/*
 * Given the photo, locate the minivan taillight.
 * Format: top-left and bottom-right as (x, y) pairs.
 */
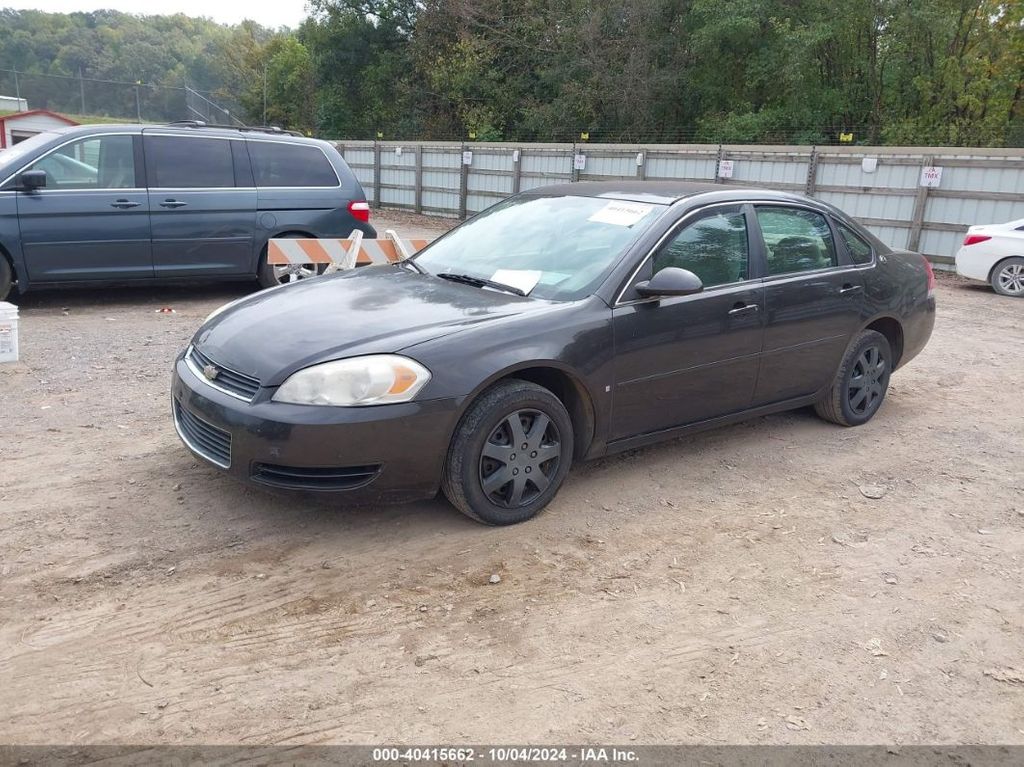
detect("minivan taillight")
(348, 201), (370, 223)
(963, 234), (991, 246)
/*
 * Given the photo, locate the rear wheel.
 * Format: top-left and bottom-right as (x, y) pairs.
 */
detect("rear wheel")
(990, 257), (1024, 297)
(442, 380), (573, 525)
(0, 258), (11, 302)
(814, 330), (892, 427)
(257, 234), (325, 289)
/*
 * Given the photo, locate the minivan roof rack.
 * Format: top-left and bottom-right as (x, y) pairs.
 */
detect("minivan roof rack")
(165, 120), (306, 138)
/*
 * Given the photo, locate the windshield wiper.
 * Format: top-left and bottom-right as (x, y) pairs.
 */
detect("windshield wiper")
(396, 258), (428, 275)
(436, 272), (526, 296)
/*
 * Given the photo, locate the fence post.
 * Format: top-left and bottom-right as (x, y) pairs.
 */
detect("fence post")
(414, 145), (423, 215)
(907, 155), (933, 252)
(571, 142), (579, 182)
(459, 143), (469, 220)
(13, 70), (20, 106)
(512, 148), (522, 194)
(805, 146), (819, 197)
(373, 141), (382, 210)
(714, 144), (725, 183)
(636, 149), (647, 180)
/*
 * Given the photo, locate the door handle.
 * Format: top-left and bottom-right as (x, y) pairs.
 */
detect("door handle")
(728, 303), (759, 316)
(839, 284), (864, 295)
(159, 199), (188, 209)
(110, 199), (141, 209)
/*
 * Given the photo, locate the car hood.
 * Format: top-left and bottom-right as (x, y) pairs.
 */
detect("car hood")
(193, 266), (549, 386)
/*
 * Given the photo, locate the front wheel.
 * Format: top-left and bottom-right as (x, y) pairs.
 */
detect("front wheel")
(442, 380), (574, 525)
(814, 329), (892, 427)
(0, 258), (12, 302)
(990, 257), (1024, 297)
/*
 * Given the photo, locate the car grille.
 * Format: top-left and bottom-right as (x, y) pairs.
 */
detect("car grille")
(251, 463), (381, 491)
(187, 346), (261, 401)
(174, 401), (232, 468)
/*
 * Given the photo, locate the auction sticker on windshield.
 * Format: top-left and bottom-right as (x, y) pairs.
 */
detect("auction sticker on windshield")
(491, 269), (543, 294)
(587, 201), (654, 227)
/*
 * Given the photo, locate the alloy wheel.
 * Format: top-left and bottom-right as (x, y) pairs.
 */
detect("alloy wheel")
(848, 345), (887, 416)
(273, 263), (318, 284)
(478, 409), (561, 508)
(997, 263), (1024, 295)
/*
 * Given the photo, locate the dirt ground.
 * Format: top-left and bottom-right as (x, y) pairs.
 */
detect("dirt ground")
(1, 211), (1022, 746)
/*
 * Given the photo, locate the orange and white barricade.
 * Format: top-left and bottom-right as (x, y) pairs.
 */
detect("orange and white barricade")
(267, 230), (430, 274)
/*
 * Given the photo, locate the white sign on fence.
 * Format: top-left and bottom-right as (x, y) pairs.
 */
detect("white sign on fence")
(462, 151), (473, 166)
(717, 159), (734, 178)
(920, 166), (943, 187)
(573, 154), (587, 171)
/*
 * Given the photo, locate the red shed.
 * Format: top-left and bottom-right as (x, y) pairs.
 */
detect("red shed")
(0, 110), (79, 149)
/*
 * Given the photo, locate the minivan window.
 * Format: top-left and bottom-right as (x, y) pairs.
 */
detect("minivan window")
(146, 136), (235, 188)
(249, 141), (339, 187)
(27, 135), (135, 190)
(756, 206), (837, 275)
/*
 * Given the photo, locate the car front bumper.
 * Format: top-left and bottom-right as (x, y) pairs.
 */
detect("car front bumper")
(171, 353), (462, 504)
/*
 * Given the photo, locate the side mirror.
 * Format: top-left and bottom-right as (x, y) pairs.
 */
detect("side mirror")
(18, 170), (47, 192)
(635, 267), (703, 298)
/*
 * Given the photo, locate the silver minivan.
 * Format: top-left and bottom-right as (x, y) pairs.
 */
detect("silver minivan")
(0, 121), (375, 300)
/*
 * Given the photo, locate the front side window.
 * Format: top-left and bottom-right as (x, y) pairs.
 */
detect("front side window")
(413, 195), (665, 301)
(146, 136), (234, 188)
(249, 142), (339, 187)
(756, 206), (837, 275)
(837, 222), (873, 265)
(653, 209), (749, 288)
(28, 135), (135, 190)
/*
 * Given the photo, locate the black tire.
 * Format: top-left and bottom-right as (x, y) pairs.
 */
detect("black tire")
(442, 379), (573, 525)
(989, 256), (1024, 298)
(0, 257), (11, 302)
(256, 234), (324, 289)
(814, 330), (893, 427)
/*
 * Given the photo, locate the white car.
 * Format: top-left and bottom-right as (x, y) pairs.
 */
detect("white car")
(955, 218), (1024, 297)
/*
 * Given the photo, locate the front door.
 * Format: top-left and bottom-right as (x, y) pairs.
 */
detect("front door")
(144, 134), (256, 277)
(611, 205), (765, 440)
(17, 133), (152, 282)
(751, 204), (866, 405)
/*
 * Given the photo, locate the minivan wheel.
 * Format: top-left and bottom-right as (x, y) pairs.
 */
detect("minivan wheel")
(990, 257), (1024, 297)
(257, 235), (325, 289)
(442, 380), (573, 525)
(814, 329), (892, 427)
(0, 258), (11, 302)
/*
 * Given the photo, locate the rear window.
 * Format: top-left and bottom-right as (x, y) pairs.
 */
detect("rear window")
(146, 136), (235, 188)
(248, 141), (339, 188)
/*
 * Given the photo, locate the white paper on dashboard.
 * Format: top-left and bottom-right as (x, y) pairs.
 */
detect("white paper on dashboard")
(588, 201), (653, 227)
(491, 269), (542, 294)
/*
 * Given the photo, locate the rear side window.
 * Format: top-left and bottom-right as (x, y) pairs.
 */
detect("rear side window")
(248, 142), (339, 188)
(756, 206), (837, 275)
(146, 136), (235, 188)
(836, 222), (874, 265)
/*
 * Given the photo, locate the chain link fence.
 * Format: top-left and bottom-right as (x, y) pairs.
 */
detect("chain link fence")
(0, 68), (244, 126)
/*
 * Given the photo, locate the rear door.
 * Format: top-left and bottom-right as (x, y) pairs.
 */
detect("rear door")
(751, 204), (865, 405)
(16, 133), (152, 281)
(144, 133), (256, 277)
(611, 204), (766, 439)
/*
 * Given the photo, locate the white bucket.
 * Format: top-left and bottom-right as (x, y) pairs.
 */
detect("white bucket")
(0, 301), (19, 363)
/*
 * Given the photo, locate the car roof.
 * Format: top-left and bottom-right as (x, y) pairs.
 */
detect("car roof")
(47, 122), (323, 144)
(522, 180), (812, 205)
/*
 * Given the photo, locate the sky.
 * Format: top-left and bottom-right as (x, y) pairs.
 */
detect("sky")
(3, 0), (311, 28)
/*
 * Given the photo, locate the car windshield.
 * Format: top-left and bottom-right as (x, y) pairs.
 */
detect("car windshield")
(0, 131), (60, 175)
(413, 195), (666, 301)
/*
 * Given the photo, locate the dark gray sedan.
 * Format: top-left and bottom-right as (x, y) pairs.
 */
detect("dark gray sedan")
(172, 182), (935, 525)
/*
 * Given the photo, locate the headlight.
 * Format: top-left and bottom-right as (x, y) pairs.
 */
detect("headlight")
(272, 355), (431, 406)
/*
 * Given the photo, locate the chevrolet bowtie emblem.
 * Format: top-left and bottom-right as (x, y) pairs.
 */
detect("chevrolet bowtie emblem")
(202, 364), (220, 381)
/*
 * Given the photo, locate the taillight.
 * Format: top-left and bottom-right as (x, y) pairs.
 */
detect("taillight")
(348, 200), (370, 223)
(923, 257), (936, 295)
(963, 234), (991, 246)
